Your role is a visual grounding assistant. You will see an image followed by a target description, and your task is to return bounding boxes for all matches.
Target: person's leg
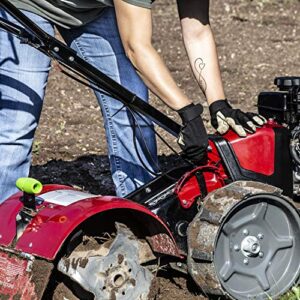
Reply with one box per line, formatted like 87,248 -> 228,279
59,8 -> 158,197
0,10 -> 54,203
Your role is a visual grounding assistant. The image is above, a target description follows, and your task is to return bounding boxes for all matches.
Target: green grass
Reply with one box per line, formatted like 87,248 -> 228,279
280,286 -> 300,300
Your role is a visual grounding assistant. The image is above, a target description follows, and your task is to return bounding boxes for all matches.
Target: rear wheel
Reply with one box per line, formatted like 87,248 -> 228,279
54,223 -> 158,300
187,181 -> 300,299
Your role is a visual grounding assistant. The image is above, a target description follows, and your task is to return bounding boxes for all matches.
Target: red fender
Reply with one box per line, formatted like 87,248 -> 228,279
0,185 -> 179,260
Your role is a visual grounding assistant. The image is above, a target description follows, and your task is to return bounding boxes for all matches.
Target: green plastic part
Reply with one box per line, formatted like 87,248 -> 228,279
16,177 -> 43,195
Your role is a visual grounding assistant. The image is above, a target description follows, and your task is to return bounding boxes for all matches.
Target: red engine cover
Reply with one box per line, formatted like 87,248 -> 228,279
223,124 -> 276,176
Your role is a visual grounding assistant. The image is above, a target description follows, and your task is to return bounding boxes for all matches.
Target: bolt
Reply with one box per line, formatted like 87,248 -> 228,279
29,242 -> 33,248
243,258 -> 249,265
234,245 -> 240,251
257,233 -> 264,240
69,56 -> 75,62
259,251 -> 264,258
243,229 -> 249,236
53,46 -> 60,52
252,244 -> 258,251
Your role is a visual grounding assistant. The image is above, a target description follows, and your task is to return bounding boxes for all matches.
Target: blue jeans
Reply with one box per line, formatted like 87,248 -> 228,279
0,8 -> 158,203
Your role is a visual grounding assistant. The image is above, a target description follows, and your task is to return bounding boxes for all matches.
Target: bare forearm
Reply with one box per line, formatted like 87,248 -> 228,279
183,26 -> 225,105
113,0 -> 193,111
126,43 -> 191,110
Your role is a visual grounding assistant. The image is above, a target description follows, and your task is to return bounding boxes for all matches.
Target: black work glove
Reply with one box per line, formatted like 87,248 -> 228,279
209,99 -> 266,137
177,103 -> 208,164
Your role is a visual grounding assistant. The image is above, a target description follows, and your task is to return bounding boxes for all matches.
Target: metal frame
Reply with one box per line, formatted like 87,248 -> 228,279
0,0 -> 181,137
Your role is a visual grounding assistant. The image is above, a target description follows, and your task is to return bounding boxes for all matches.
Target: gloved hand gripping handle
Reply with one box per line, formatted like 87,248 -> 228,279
177,103 -> 208,164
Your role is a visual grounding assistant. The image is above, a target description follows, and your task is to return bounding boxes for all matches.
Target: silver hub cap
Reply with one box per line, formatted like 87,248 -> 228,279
214,194 -> 300,299
241,235 -> 261,257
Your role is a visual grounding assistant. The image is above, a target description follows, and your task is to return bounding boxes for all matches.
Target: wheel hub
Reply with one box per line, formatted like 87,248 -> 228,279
240,235 -> 261,257
214,194 -> 300,299
187,181 -> 300,300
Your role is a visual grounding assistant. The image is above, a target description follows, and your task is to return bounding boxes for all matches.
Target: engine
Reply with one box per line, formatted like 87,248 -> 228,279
257,76 -> 300,196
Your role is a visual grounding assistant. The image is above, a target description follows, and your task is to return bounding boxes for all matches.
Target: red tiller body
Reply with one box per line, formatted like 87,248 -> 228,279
175,122 -> 292,208
0,123 -> 293,300
0,185 -> 179,260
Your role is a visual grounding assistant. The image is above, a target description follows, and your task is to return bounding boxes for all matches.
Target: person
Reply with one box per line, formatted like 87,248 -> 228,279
0,0 -> 265,203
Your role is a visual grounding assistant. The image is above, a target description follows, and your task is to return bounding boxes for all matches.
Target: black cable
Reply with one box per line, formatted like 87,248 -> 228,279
58,64 -> 163,176
131,109 -> 196,168
58,63 -> 113,99
139,114 -> 180,156
127,107 -> 196,182
128,108 -> 163,177
57,63 -> 196,173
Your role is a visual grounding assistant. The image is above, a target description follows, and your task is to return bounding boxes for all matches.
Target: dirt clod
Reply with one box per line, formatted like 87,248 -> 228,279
117,254 -> 124,264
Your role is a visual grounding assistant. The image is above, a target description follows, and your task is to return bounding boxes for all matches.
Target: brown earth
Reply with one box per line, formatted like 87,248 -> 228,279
29,0 -> 300,298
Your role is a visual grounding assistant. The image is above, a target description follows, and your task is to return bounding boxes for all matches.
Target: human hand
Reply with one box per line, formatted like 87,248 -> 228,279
209,99 -> 266,137
177,103 -> 208,164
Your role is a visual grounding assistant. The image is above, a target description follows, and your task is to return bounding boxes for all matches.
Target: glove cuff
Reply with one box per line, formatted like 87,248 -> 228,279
177,103 -> 203,124
209,99 -> 231,115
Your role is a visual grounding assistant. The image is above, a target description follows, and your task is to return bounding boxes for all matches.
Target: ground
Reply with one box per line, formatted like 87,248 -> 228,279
30,0 -> 300,298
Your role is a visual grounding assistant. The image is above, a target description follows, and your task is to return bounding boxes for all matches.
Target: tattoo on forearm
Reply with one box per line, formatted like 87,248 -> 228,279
194,58 -> 207,93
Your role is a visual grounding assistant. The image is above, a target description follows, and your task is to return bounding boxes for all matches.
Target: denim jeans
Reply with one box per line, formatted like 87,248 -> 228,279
0,8 -> 158,203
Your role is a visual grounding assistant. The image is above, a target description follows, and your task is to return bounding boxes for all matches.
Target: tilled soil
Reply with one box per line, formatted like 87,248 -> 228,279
29,0 -> 300,298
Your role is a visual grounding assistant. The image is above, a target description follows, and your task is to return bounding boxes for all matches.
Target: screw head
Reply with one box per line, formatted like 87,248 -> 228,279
54,46 -> 60,52
145,187 -> 151,193
69,56 -> 75,62
243,258 -> 249,265
243,229 -> 249,236
177,262 -> 182,267
234,245 -> 240,251
259,251 -> 264,258
182,200 -> 188,206
257,233 -> 264,240
252,244 -> 258,251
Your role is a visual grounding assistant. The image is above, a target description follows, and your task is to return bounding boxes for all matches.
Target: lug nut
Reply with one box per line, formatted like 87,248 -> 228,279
257,233 -> 264,240
243,229 -> 249,236
243,258 -> 249,265
234,245 -> 240,251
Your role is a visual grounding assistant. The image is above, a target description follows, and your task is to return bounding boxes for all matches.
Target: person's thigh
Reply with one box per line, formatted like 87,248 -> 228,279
59,8 -> 158,197
0,10 -> 54,203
